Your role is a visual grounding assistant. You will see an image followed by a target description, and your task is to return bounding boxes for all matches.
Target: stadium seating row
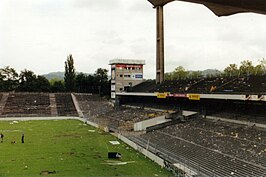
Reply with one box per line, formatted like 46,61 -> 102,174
131,75 -> 266,94
0,91 -> 265,176
0,93 -> 78,117
74,93 -> 165,131
127,118 -> 266,176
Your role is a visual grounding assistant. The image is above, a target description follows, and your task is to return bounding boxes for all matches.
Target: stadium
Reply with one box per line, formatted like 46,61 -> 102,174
1,0 -> 266,177
0,74 -> 266,176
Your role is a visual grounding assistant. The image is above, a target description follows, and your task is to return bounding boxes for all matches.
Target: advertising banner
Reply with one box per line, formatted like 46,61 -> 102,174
173,94 -> 187,98
188,94 -> 200,100
111,85 -> 115,91
116,64 -> 143,68
157,93 -> 167,99
111,92 -> 116,99
135,74 -> 143,78
131,73 -> 143,80
111,67 -> 116,80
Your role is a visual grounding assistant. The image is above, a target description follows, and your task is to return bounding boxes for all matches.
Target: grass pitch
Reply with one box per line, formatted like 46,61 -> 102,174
0,119 -> 172,177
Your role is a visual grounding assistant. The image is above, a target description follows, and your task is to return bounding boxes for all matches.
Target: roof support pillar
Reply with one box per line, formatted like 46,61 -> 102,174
156,5 -> 164,84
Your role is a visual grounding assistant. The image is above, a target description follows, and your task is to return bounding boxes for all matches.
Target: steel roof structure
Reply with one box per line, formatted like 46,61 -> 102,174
148,0 -> 266,84
148,0 -> 266,16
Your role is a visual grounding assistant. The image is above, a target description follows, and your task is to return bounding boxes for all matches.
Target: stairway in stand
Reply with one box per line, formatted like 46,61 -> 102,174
0,93 -> 9,115
49,93 -> 58,116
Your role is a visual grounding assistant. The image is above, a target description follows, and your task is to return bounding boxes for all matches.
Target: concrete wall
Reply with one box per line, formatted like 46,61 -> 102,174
86,120 -> 99,128
116,134 -> 165,167
182,110 -> 197,116
71,93 -> 84,118
206,116 -> 266,129
0,116 -> 84,122
85,119 -> 166,167
134,115 -> 170,131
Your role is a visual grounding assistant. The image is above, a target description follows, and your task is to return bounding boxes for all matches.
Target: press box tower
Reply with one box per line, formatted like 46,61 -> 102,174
109,59 -> 145,99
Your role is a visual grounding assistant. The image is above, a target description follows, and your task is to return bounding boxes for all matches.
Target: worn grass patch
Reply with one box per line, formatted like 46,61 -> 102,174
0,120 -> 172,177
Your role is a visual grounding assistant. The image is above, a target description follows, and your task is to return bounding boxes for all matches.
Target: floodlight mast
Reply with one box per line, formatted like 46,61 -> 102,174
148,0 -> 266,84
156,5 -> 164,84
149,0 -> 175,84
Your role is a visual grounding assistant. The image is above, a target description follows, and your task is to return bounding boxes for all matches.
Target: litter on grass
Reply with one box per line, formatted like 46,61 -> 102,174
109,141 -> 120,145
9,121 -> 19,125
102,160 -> 135,166
88,130 -> 95,132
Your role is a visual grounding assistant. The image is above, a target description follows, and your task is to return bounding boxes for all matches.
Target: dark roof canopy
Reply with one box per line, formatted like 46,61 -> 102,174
147,0 -> 266,16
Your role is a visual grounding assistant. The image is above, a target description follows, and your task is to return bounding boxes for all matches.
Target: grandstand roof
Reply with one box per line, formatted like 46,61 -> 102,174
147,0 -> 266,16
109,59 -> 146,65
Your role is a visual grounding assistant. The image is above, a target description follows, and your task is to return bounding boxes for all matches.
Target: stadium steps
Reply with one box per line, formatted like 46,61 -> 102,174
218,77 -> 239,91
164,134 -> 264,176
166,120 -> 266,167
131,80 -> 157,93
128,131 -> 266,177
1,93 -> 51,117
147,134 -> 232,176
128,135 -> 217,177
0,93 -> 9,115
156,131 -> 266,176
49,93 -> 58,116
186,78 -> 205,92
71,93 -> 84,118
55,93 -> 78,117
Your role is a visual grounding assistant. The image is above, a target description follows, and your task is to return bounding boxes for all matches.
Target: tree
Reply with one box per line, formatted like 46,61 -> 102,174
164,72 -> 173,80
224,64 -> 239,77
0,66 -> 19,91
94,68 -> 109,95
17,69 -> 37,91
172,66 -> 189,80
64,54 -> 76,92
257,58 -> 266,75
239,60 -> 254,76
50,80 -> 65,92
165,67 -> 201,80
75,72 -> 88,93
35,76 -> 50,92
254,65 -> 263,75
94,68 -> 108,85
17,70 -> 50,92
189,71 -> 203,79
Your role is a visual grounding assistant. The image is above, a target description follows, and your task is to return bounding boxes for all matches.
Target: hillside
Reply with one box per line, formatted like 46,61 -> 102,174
42,71 -> 64,80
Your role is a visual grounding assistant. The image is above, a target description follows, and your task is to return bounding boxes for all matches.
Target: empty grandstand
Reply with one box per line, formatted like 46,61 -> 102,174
130,75 -> 266,94
111,73 -> 266,176
0,90 -> 265,176
55,93 -> 78,117
127,119 -> 266,176
1,93 -> 51,117
0,92 -> 78,117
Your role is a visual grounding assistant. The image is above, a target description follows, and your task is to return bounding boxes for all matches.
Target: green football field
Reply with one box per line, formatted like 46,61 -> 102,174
0,119 -> 173,177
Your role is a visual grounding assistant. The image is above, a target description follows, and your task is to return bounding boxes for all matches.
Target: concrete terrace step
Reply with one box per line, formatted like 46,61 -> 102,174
0,93 -> 9,115
49,93 -> 58,116
129,132 -> 266,177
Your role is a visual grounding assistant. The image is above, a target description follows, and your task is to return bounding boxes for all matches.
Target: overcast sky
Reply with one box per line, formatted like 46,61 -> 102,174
1,0 -> 266,79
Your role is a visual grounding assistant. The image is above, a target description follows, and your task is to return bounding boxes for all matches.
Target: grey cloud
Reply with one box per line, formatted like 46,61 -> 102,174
71,0 -> 122,10
127,1 -> 152,13
93,30 -> 119,38
103,37 -> 124,45
1,0 -> 265,78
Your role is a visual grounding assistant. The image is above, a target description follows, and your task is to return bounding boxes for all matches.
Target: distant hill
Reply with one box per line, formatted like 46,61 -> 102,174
42,72 -> 64,80
202,69 -> 222,76
187,69 -> 221,77
43,69 -> 220,81
42,72 -> 111,81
